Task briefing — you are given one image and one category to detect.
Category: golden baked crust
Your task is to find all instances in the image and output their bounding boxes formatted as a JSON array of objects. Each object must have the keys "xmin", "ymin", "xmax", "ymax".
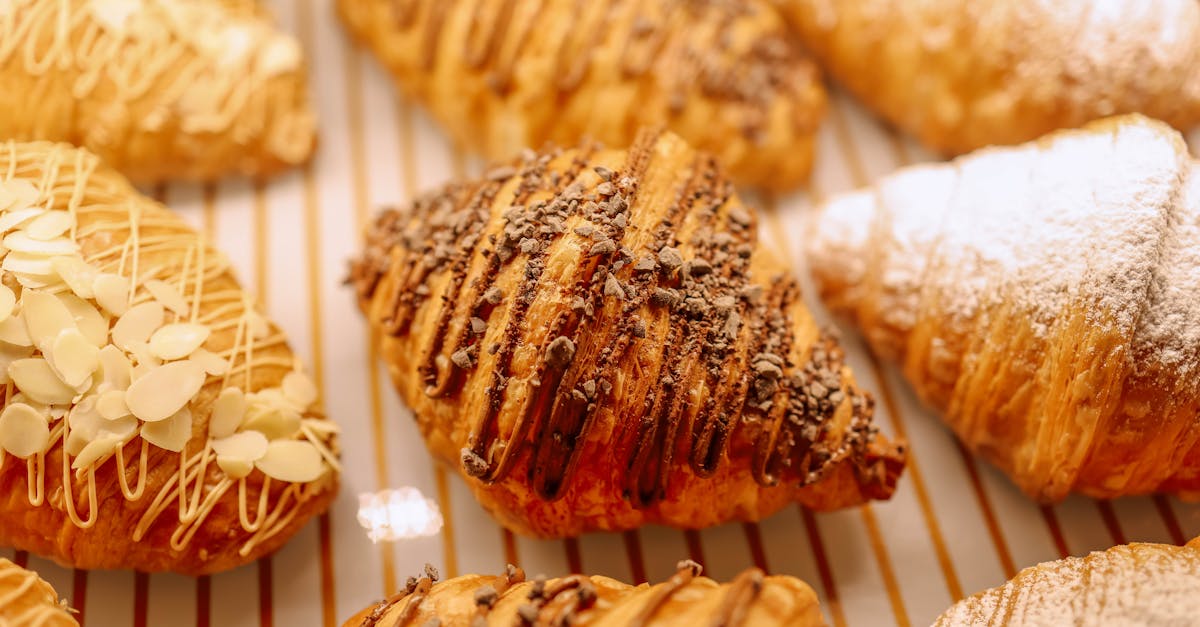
[
  {"xmin": 0, "ymin": 559, "xmax": 77, "ymax": 627},
  {"xmin": 807, "ymin": 115, "xmax": 1200, "ymax": 501},
  {"xmin": 775, "ymin": 0, "xmax": 1200, "ymax": 154},
  {"xmin": 0, "ymin": 141, "xmax": 339, "ymax": 574},
  {"xmin": 337, "ymin": 0, "xmax": 825, "ymax": 191},
  {"xmin": 350, "ymin": 130, "xmax": 903, "ymax": 538},
  {"xmin": 934, "ymin": 539, "xmax": 1200, "ymax": 626},
  {"xmin": 0, "ymin": 0, "xmax": 316, "ymax": 182},
  {"xmin": 344, "ymin": 562, "xmax": 825, "ymax": 626}
]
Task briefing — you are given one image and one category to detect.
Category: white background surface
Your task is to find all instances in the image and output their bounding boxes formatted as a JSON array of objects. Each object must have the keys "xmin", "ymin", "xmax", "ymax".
[{"xmin": 7, "ymin": 1, "xmax": 1200, "ymax": 625}]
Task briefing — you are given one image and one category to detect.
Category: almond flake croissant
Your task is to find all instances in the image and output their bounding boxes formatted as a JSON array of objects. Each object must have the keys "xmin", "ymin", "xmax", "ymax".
[
  {"xmin": 0, "ymin": 559, "xmax": 77, "ymax": 627},
  {"xmin": 807, "ymin": 115, "xmax": 1200, "ymax": 502},
  {"xmin": 344, "ymin": 562, "xmax": 824, "ymax": 627},
  {"xmin": 350, "ymin": 130, "xmax": 904, "ymax": 538},
  {"xmin": 336, "ymin": 0, "xmax": 825, "ymax": 191},
  {"xmin": 935, "ymin": 537, "xmax": 1200, "ymax": 626},
  {"xmin": 0, "ymin": 141, "xmax": 340, "ymax": 574},
  {"xmin": 774, "ymin": 0, "xmax": 1200, "ymax": 154},
  {"xmin": 0, "ymin": 0, "xmax": 316, "ymax": 182}
]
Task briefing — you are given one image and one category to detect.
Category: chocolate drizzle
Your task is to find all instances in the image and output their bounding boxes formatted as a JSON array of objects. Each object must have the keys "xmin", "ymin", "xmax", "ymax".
[{"xmin": 350, "ymin": 130, "xmax": 900, "ymax": 510}]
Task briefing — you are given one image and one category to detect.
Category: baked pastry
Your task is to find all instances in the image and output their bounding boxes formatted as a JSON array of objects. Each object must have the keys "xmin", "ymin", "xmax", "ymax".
[
  {"xmin": 0, "ymin": 0, "xmax": 316, "ymax": 182},
  {"xmin": 336, "ymin": 0, "xmax": 825, "ymax": 191},
  {"xmin": 934, "ymin": 537, "xmax": 1200, "ymax": 625},
  {"xmin": 807, "ymin": 115, "xmax": 1200, "ymax": 501},
  {"xmin": 774, "ymin": 0, "xmax": 1200, "ymax": 154},
  {"xmin": 350, "ymin": 129, "xmax": 904, "ymax": 538},
  {"xmin": 344, "ymin": 561, "xmax": 824, "ymax": 626},
  {"xmin": 0, "ymin": 141, "xmax": 340, "ymax": 574},
  {"xmin": 0, "ymin": 559, "xmax": 77, "ymax": 627}
]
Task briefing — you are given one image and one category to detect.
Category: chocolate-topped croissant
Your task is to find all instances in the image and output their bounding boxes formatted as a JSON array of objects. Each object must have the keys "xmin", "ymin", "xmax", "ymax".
[
  {"xmin": 336, "ymin": 0, "xmax": 825, "ymax": 191},
  {"xmin": 344, "ymin": 562, "xmax": 824, "ymax": 626},
  {"xmin": 350, "ymin": 130, "xmax": 904, "ymax": 537}
]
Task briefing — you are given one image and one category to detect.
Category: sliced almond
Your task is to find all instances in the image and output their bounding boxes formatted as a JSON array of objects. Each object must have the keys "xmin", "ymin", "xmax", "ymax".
[
  {"xmin": 0, "ymin": 342, "xmax": 34, "ymax": 384},
  {"xmin": 111, "ymin": 301, "xmax": 164, "ymax": 351},
  {"xmin": 211, "ymin": 430, "xmax": 268, "ymax": 461},
  {"xmin": 0, "ymin": 207, "xmax": 44, "ymax": 233},
  {"xmin": 24, "ymin": 211, "xmax": 73, "ymax": 240},
  {"xmin": 149, "ymin": 323, "xmax": 209, "ymax": 361},
  {"xmin": 217, "ymin": 457, "xmax": 254, "ymax": 480},
  {"xmin": 208, "ymin": 387, "xmax": 246, "ymax": 439},
  {"xmin": 0, "ymin": 284, "xmax": 15, "ymax": 322},
  {"xmin": 48, "ymin": 328, "xmax": 100, "ymax": 388},
  {"xmin": 100, "ymin": 415, "xmax": 138, "ymax": 440},
  {"xmin": 21, "ymin": 290, "xmax": 76, "ymax": 352},
  {"xmin": 64, "ymin": 398, "xmax": 105, "ymax": 456},
  {"xmin": 51, "ymin": 256, "xmax": 98, "ymax": 299},
  {"xmin": 0, "ymin": 403, "xmax": 49, "ymax": 458},
  {"xmin": 2, "ymin": 232, "xmax": 76, "ymax": 256},
  {"xmin": 3, "ymin": 252, "xmax": 56, "ymax": 278},
  {"xmin": 2, "ymin": 179, "xmax": 40, "ymax": 211},
  {"xmin": 248, "ymin": 312, "xmax": 270, "ymax": 339},
  {"xmin": 140, "ymin": 406, "xmax": 193, "ymax": 452},
  {"xmin": 71, "ymin": 433, "xmax": 123, "ymax": 470},
  {"xmin": 96, "ymin": 390, "xmax": 130, "ymax": 421},
  {"xmin": 124, "ymin": 360, "xmax": 205, "ymax": 422},
  {"xmin": 0, "ymin": 314, "xmax": 31, "ymax": 346},
  {"xmin": 145, "ymin": 279, "xmax": 188, "ymax": 317},
  {"xmin": 97, "ymin": 345, "xmax": 132, "ymax": 391},
  {"xmin": 10, "ymin": 357, "xmax": 77, "ymax": 404},
  {"xmin": 56, "ymin": 293, "xmax": 107, "ymax": 347},
  {"xmin": 189, "ymin": 348, "xmax": 229, "ymax": 375},
  {"xmin": 281, "ymin": 371, "xmax": 318, "ymax": 409},
  {"xmin": 92, "ymin": 273, "xmax": 131, "ymax": 316},
  {"xmin": 255, "ymin": 440, "xmax": 324, "ymax": 483},
  {"xmin": 300, "ymin": 418, "xmax": 339, "ymax": 436},
  {"xmin": 13, "ymin": 271, "xmax": 60, "ymax": 290},
  {"xmin": 242, "ymin": 406, "xmax": 301, "ymax": 441}
]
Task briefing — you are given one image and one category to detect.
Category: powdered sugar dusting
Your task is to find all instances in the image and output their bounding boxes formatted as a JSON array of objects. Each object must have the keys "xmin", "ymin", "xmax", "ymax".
[{"xmin": 934, "ymin": 542, "xmax": 1200, "ymax": 626}]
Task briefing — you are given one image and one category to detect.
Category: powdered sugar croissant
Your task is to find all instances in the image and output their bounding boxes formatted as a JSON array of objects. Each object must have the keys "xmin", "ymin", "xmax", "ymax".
[
  {"xmin": 0, "ymin": 559, "xmax": 77, "ymax": 627},
  {"xmin": 0, "ymin": 0, "xmax": 316, "ymax": 182},
  {"xmin": 935, "ymin": 537, "xmax": 1200, "ymax": 626},
  {"xmin": 775, "ymin": 0, "xmax": 1200, "ymax": 154},
  {"xmin": 807, "ymin": 115, "xmax": 1200, "ymax": 501},
  {"xmin": 337, "ymin": 0, "xmax": 825, "ymax": 191},
  {"xmin": 0, "ymin": 141, "xmax": 340, "ymax": 574},
  {"xmin": 350, "ymin": 130, "xmax": 904, "ymax": 538},
  {"xmin": 344, "ymin": 562, "xmax": 824, "ymax": 626}
]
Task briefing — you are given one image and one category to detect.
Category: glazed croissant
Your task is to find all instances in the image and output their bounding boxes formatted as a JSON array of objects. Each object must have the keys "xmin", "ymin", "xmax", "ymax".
[
  {"xmin": 0, "ymin": 141, "xmax": 340, "ymax": 574},
  {"xmin": 935, "ymin": 537, "xmax": 1200, "ymax": 626},
  {"xmin": 336, "ymin": 0, "xmax": 825, "ymax": 191},
  {"xmin": 774, "ymin": 0, "xmax": 1200, "ymax": 155},
  {"xmin": 350, "ymin": 130, "xmax": 904, "ymax": 538},
  {"xmin": 0, "ymin": 0, "xmax": 316, "ymax": 182},
  {"xmin": 344, "ymin": 562, "xmax": 824, "ymax": 626},
  {"xmin": 807, "ymin": 115, "xmax": 1200, "ymax": 502},
  {"xmin": 0, "ymin": 559, "xmax": 77, "ymax": 627}
]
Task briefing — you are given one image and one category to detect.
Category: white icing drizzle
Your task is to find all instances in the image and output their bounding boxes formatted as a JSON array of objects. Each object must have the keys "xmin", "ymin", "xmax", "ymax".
[
  {"xmin": 0, "ymin": 140, "xmax": 339, "ymax": 556},
  {"xmin": 0, "ymin": 558, "xmax": 76, "ymax": 626}
]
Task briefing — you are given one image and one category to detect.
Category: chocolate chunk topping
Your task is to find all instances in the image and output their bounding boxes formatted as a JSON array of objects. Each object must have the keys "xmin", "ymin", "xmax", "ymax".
[
  {"xmin": 545, "ymin": 336, "xmax": 576, "ymax": 369},
  {"xmin": 483, "ymin": 286, "xmax": 504, "ymax": 304},
  {"xmin": 657, "ymin": 246, "xmax": 683, "ymax": 271},
  {"xmin": 588, "ymin": 239, "xmax": 617, "ymax": 256},
  {"xmin": 461, "ymin": 448, "xmax": 489, "ymax": 477},
  {"xmin": 474, "ymin": 584, "xmax": 499, "ymax": 607},
  {"xmin": 593, "ymin": 166, "xmax": 614, "ymax": 181}
]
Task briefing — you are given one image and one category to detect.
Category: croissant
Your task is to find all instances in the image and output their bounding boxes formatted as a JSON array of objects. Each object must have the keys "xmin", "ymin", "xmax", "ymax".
[
  {"xmin": 0, "ymin": 141, "xmax": 340, "ymax": 574},
  {"xmin": 0, "ymin": 0, "xmax": 316, "ymax": 182},
  {"xmin": 343, "ymin": 561, "xmax": 824, "ymax": 626},
  {"xmin": 807, "ymin": 115, "xmax": 1200, "ymax": 502},
  {"xmin": 350, "ymin": 129, "xmax": 904, "ymax": 538},
  {"xmin": 0, "ymin": 559, "xmax": 77, "ymax": 627},
  {"xmin": 336, "ymin": 0, "xmax": 825, "ymax": 191},
  {"xmin": 774, "ymin": 0, "xmax": 1200, "ymax": 155},
  {"xmin": 935, "ymin": 537, "xmax": 1200, "ymax": 626}
]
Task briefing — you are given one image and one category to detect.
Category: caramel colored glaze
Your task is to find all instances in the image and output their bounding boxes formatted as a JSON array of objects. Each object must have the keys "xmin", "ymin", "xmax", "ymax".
[
  {"xmin": 0, "ymin": 0, "xmax": 316, "ymax": 182},
  {"xmin": 775, "ymin": 0, "xmax": 1200, "ymax": 155},
  {"xmin": 350, "ymin": 130, "xmax": 903, "ymax": 538},
  {"xmin": 0, "ymin": 142, "xmax": 339, "ymax": 574},
  {"xmin": 337, "ymin": 0, "xmax": 825, "ymax": 191},
  {"xmin": 0, "ymin": 559, "xmax": 78, "ymax": 627},
  {"xmin": 343, "ymin": 562, "xmax": 826, "ymax": 626}
]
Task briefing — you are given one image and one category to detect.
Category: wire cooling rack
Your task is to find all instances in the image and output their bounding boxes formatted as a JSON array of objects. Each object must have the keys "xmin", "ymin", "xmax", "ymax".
[{"xmin": 6, "ymin": 1, "xmax": 1200, "ymax": 625}]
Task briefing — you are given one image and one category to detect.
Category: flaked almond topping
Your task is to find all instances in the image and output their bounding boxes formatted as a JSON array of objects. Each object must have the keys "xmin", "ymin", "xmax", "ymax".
[
  {"xmin": 3, "ymin": 253, "xmax": 55, "ymax": 279},
  {"xmin": 97, "ymin": 390, "xmax": 130, "ymax": 420},
  {"xmin": 10, "ymin": 357, "xmax": 77, "ymax": 404},
  {"xmin": 140, "ymin": 407, "xmax": 193, "ymax": 452},
  {"xmin": 0, "ymin": 343, "xmax": 33, "ymax": 384},
  {"xmin": 92, "ymin": 273, "xmax": 131, "ymax": 316},
  {"xmin": 97, "ymin": 345, "xmax": 132, "ymax": 391},
  {"xmin": 124, "ymin": 360, "xmax": 206, "ymax": 422},
  {"xmin": 217, "ymin": 456, "xmax": 254, "ymax": 479},
  {"xmin": 51, "ymin": 256, "xmax": 98, "ymax": 299},
  {"xmin": 2, "ymin": 232, "xmax": 75, "ymax": 256},
  {"xmin": 111, "ymin": 301, "xmax": 164, "ymax": 351},
  {"xmin": 281, "ymin": 371, "xmax": 318, "ymax": 408},
  {"xmin": 0, "ymin": 315, "xmax": 31, "ymax": 346},
  {"xmin": 0, "ymin": 403, "xmax": 49, "ymax": 458},
  {"xmin": 71, "ymin": 433, "xmax": 124, "ymax": 470},
  {"xmin": 64, "ymin": 400, "xmax": 105, "ymax": 455},
  {"xmin": 148, "ymin": 323, "xmax": 210, "ymax": 361},
  {"xmin": 58, "ymin": 293, "xmax": 108, "ymax": 347},
  {"xmin": 145, "ymin": 279, "xmax": 189, "ymax": 316},
  {"xmin": 211, "ymin": 430, "xmax": 269, "ymax": 475},
  {"xmin": 189, "ymin": 348, "xmax": 229, "ymax": 375},
  {"xmin": 48, "ymin": 328, "xmax": 100, "ymax": 388},
  {"xmin": 0, "ymin": 285, "xmax": 13, "ymax": 322},
  {"xmin": 0, "ymin": 207, "xmax": 43, "ymax": 233},
  {"xmin": 248, "ymin": 312, "xmax": 270, "ymax": 339},
  {"xmin": 22, "ymin": 290, "xmax": 77, "ymax": 352},
  {"xmin": 208, "ymin": 387, "xmax": 246, "ymax": 439},
  {"xmin": 242, "ymin": 406, "xmax": 301, "ymax": 440},
  {"xmin": 24, "ymin": 211, "xmax": 72, "ymax": 240},
  {"xmin": 256, "ymin": 439, "xmax": 324, "ymax": 483}
]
